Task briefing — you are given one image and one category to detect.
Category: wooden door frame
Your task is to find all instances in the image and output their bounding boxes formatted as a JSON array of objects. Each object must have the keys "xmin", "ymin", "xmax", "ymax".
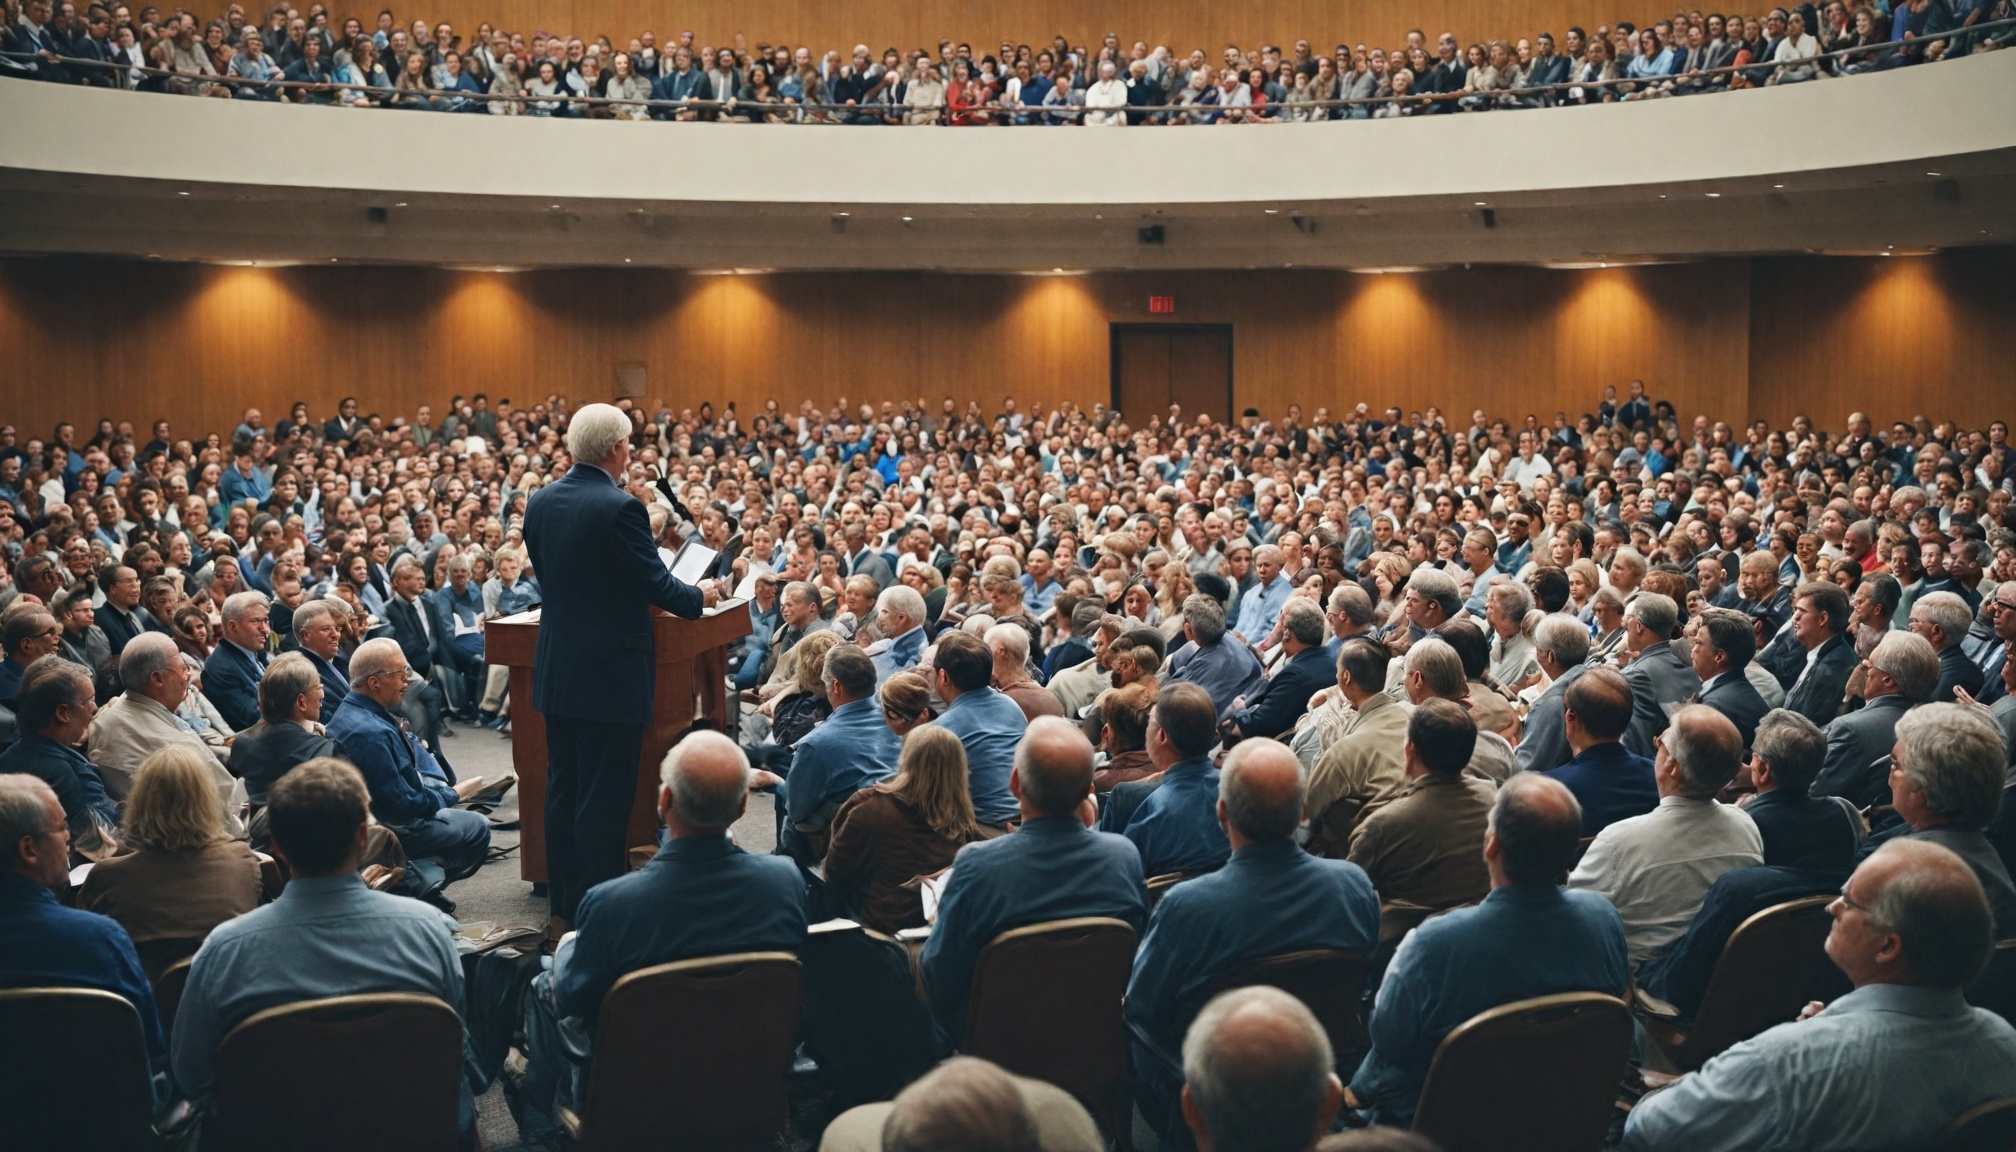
[{"xmin": 1108, "ymin": 323, "xmax": 1234, "ymax": 424}]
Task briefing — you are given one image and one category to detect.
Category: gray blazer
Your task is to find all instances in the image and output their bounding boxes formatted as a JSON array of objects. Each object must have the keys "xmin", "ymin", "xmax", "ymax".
[
  {"xmin": 1623, "ymin": 642, "xmax": 1703, "ymax": 760},
  {"xmin": 1515, "ymin": 663, "xmax": 1586, "ymax": 775},
  {"xmin": 1817, "ymin": 693, "xmax": 1912, "ymax": 806}
]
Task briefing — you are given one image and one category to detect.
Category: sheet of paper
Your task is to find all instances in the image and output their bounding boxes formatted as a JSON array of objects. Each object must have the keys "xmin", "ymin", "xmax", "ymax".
[
  {"xmin": 669, "ymin": 539, "xmax": 719, "ymax": 585},
  {"xmin": 921, "ymin": 868, "xmax": 953, "ymax": 924}
]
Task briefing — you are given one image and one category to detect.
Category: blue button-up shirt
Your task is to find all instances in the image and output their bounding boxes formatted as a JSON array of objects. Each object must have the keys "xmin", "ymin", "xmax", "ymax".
[
  {"xmin": 1233, "ymin": 574, "xmax": 1291, "ymax": 642},
  {"xmin": 937, "ymin": 686, "xmax": 1029, "ymax": 825},
  {"xmin": 1112, "ymin": 756, "xmax": 1230, "ymax": 877},
  {"xmin": 869, "ymin": 624, "xmax": 926, "ymax": 686},
  {"xmin": 783, "ymin": 698, "xmax": 901, "ymax": 825},
  {"xmin": 1018, "ymin": 574, "xmax": 1063, "ymax": 616},
  {"xmin": 0, "ymin": 731, "xmax": 120, "ymax": 837},
  {"xmin": 0, "ymin": 873, "xmax": 165, "ymax": 1068},
  {"xmin": 1126, "ymin": 840, "xmax": 1378, "ymax": 1047},
  {"xmin": 171, "ymin": 873, "xmax": 476, "ymax": 1129},
  {"xmin": 1165, "ymin": 639, "xmax": 1265, "ymax": 720},
  {"xmin": 1351, "ymin": 884, "xmax": 1629, "ymax": 1123},
  {"xmin": 1622, "ymin": 983, "xmax": 2016, "ymax": 1151},
  {"xmin": 921, "ymin": 816, "xmax": 1147, "ymax": 1030},
  {"xmin": 326, "ymin": 691, "xmax": 458, "ymax": 827}
]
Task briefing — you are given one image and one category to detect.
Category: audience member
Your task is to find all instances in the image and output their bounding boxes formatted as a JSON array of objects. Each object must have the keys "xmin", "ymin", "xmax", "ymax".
[
  {"xmin": 1348, "ymin": 774, "xmax": 1628, "ymax": 1124},
  {"xmin": 77, "ymin": 745, "xmax": 267, "ymax": 979},
  {"xmin": 0, "ymin": 605, "xmax": 62, "ymax": 706},
  {"xmin": 1624, "ymin": 840, "xmax": 2016, "ymax": 1150},
  {"xmin": 1817, "ymin": 629, "xmax": 1939, "ymax": 805},
  {"xmin": 200, "ymin": 589, "xmax": 271, "ymax": 731},
  {"xmin": 1224, "ymin": 599, "xmax": 1334, "ymax": 741},
  {"xmin": 512, "ymin": 730, "xmax": 807, "ymax": 1138},
  {"xmin": 1184, "ymin": 987, "xmax": 1345, "ymax": 1152},
  {"xmin": 1569, "ymin": 704, "xmax": 1761, "ymax": 966},
  {"xmin": 1127, "ymin": 737, "xmax": 1377, "ymax": 1138},
  {"xmin": 1543, "ymin": 665, "xmax": 1658, "ymax": 834},
  {"xmin": 820, "ymin": 1055, "xmax": 1102, "ymax": 1152},
  {"xmin": 88, "ymin": 633, "xmax": 242, "ymax": 835},
  {"xmin": 771, "ymin": 642, "xmax": 901, "ymax": 866},
  {"xmin": 1620, "ymin": 592, "xmax": 1701, "ymax": 759},
  {"xmin": 229, "ymin": 651, "xmax": 341, "ymax": 842},
  {"xmin": 1350, "ymin": 696, "xmax": 1494, "ymax": 912},
  {"xmin": 1089, "ymin": 682, "xmax": 1156, "ymax": 793},
  {"xmin": 922, "ymin": 716, "xmax": 1147, "ymax": 1030},
  {"xmin": 1876, "ymin": 702, "xmax": 2016, "ymax": 936},
  {"xmin": 1690, "ymin": 606, "xmax": 1769, "ymax": 753},
  {"xmin": 1165, "ymin": 593, "xmax": 1264, "ymax": 719},
  {"xmin": 1513, "ymin": 612, "xmax": 1591, "ymax": 774},
  {"xmin": 988, "ymin": 622, "xmax": 1064, "ymax": 721},
  {"xmin": 1306, "ymin": 638, "xmax": 1408, "ymax": 855},
  {"xmin": 1101, "ymin": 682, "xmax": 1230, "ymax": 877},
  {"xmin": 287, "ymin": 597, "xmax": 352, "ymax": 722},
  {"xmin": 1913, "ymin": 590, "xmax": 1986, "ymax": 704},
  {"xmin": 823, "ymin": 724, "xmax": 982, "ymax": 933},
  {"xmin": 1741, "ymin": 708, "xmax": 1862, "ymax": 874},
  {"xmin": 932, "ymin": 629, "xmax": 1028, "ymax": 829},
  {"xmin": 1774, "ymin": 581, "xmax": 1858, "ymax": 726},
  {"xmin": 0, "ymin": 655, "xmax": 117, "ymax": 842},
  {"xmin": 867, "ymin": 584, "xmax": 929, "ymax": 685}
]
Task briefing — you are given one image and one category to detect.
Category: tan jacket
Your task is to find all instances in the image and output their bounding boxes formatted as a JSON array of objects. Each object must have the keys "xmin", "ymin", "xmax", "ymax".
[
  {"xmin": 1306, "ymin": 691, "xmax": 1410, "ymax": 856},
  {"xmin": 88, "ymin": 691, "xmax": 246, "ymax": 838}
]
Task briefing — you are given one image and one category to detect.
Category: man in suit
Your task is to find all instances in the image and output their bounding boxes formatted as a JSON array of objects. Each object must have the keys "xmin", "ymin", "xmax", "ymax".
[
  {"xmin": 511, "ymin": 730, "xmax": 806, "ymax": 1140},
  {"xmin": 1780, "ymin": 582, "xmax": 1858, "ymax": 727},
  {"xmin": 1742, "ymin": 709, "xmax": 1862, "ymax": 874},
  {"xmin": 1421, "ymin": 30, "xmax": 1467, "ymax": 111},
  {"xmin": 1974, "ymin": 583, "xmax": 2016, "ymax": 706},
  {"xmin": 524, "ymin": 404, "xmax": 719, "ymax": 926},
  {"xmin": 922, "ymin": 716, "xmax": 1148, "ymax": 1032},
  {"xmin": 382, "ymin": 555, "xmax": 450, "ymax": 756},
  {"xmin": 1348, "ymin": 774, "xmax": 1630, "ymax": 1124},
  {"xmin": 1515, "ymin": 614, "xmax": 1590, "ymax": 774},
  {"xmin": 322, "ymin": 396, "xmax": 361, "ymax": 444},
  {"xmin": 1544, "ymin": 666, "xmax": 1658, "ymax": 834},
  {"xmin": 1817, "ymin": 631, "xmax": 1938, "ymax": 807},
  {"xmin": 1102, "ymin": 683, "xmax": 1230, "ymax": 878},
  {"xmin": 1912, "ymin": 591, "xmax": 1985, "ymax": 704},
  {"xmin": 1220, "ymin": 600, "xmax": 1333, "ymax": 743},
  {"xmin": 1124, "ymin": 736, "xmax": 1377, "ymax": 1139},
  {"xmin": 1620, "ymin": 592, "xmax": 1701, "ymax": 759},
  {"xmin": 1, "ymin": 0, "xmax": 75, "ymax": 83},
  {"xmin": 841, "ymin": 523, "xmax": 894, "ymax": 592},
  {"xmin": 200, "ymin": 590, "xmax": 271, "ymax": 732},
  {"xmin": 289, "ymin": 598, "xmax": 352, "ymax": 723},
  {"xmin": 1691, "ymin": 607, "xmax": 1769, "ymax": 753},
  {"xmin": 93, "ymin": 564, "xmax": 152, "ymax": 657}
]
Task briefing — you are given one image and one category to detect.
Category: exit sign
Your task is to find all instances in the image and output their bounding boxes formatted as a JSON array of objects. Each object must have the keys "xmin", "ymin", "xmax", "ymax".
[{"xmin": 1149, "ymin": 296, "xmax": 1175, "ymax": 314}]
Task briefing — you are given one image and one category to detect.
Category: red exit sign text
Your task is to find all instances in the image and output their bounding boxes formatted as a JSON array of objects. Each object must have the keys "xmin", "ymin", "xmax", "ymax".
[{"xmin": 1148, "ymin": 296, "xmax": 1176, "ymax": 314}]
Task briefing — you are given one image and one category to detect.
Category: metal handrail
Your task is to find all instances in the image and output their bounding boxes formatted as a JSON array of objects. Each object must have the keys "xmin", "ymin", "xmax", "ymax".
[{"xmin": 3, "ymin": 17, "xmax": 2008, "ymax": 119}]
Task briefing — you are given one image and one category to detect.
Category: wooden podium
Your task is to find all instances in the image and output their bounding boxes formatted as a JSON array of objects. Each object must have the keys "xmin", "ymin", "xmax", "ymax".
[{"xmin": 486, "ymin": 603, "xmax": 751, "ymax": 884}]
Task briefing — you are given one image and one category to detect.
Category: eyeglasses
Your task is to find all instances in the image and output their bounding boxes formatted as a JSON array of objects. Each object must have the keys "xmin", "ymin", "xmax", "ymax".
[{"xmin": 1835, "ymin": 881, "xmax": 1873, "ymax": 915}]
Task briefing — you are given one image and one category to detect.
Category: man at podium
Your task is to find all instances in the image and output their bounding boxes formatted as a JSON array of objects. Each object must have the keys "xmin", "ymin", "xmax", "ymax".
[{"xmin": 524, "ymin": 403, "xmax": 722, "ymax": 926}]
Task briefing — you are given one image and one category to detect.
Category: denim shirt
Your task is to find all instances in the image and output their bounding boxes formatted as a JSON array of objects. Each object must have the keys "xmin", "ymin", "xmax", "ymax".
[{"xmin": 937, "ymin": 687, "xmax": 1029, "ymax": 824}]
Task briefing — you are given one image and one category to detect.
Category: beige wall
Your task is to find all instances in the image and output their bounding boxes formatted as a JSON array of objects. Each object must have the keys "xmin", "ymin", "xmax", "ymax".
[{"xmin": 1, "ymin": 250, "xmax": 2008, "ymax": 442}]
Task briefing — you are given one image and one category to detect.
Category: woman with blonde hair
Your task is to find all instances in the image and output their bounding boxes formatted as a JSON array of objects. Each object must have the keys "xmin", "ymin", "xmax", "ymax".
[
  {"xmin": 78, "ymin": 746, "xmax": 269, "ymax": 979},
  {"xmin": 822, "ymin": 724, "xmax": 981, "ymax": 933},
  {"xmin": 878, "ymin": 670, "xmax": 933, "ymax": 738}
]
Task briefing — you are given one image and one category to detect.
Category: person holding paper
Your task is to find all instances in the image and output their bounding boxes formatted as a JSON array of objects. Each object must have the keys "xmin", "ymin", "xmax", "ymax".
[{"xmin": 523, "ymin": 403, "xmax": 722, "ymax": 928}]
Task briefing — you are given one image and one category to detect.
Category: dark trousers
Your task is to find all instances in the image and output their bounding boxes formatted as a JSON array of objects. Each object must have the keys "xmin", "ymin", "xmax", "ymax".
[{"xmin": 543, "ymin": 714, "xmax": 644, "ymax": 922}]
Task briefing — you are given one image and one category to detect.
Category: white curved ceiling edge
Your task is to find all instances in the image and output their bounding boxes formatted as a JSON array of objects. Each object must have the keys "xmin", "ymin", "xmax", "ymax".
[{"xmin": 1, "ymin": 50, "xmax": 2012, "ymax": 205}]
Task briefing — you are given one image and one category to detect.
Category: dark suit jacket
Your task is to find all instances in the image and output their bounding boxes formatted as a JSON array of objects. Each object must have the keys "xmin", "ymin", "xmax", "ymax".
[
  {"xmin": 97, "ymin": 603, "xmax": 152, "ymax": 657},
  {"xmin": 1702, "ymin": 670, "xmax": 1770, "ymax": 752},
  {"xmin": 201, "ymin": 641, "xmax": 265, "ymax": 732},
  {"xmin": 1622, "ymin": 642, "xmax": 1701, "ymax": 760},
  {"xmin": 383, "ymin": 595, "xmax": 442, "ymax": 679},
  {"xmin": 1756, "ymin": 626, "xmax": 1806, "ymax": 689},
  {"xmin": 302, "ymin": 649, "xmax": 350, "ymax": 724},
  {"xmin": 1229, "ymin": 645, "xmax": 1334, "ymax": 740},
  {"xmin": 523, "ymin": 463, "xmax": 704, "ymax": 725},
  {"xmin": 1817, "ymin": 693, "xmax": 1912, "ymax": 806},
  {"xmin": 1541, "ymin": 741, "xmax": 1659, "ymax": 835},
  {"xmin": 2, "ymin": 22, "xmax": 73, "ymax": 82},
  {"xmin": 1934, "ymin": 643, "xmax": 1986, "ymax": 704},
  {"xmin": 1783, "ymin": 633, "xmax": 1857, "ymax": 727}
]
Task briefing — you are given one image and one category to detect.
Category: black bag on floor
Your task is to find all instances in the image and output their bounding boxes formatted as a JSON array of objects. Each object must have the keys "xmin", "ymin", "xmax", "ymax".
[{"xmin": 461, "ymin": 937, "xmax": 545, "ymax": 1090}]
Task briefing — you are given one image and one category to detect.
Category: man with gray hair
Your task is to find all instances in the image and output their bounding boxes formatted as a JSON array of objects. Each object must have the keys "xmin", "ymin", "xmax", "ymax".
[
  {"xmin": 1620, "ymin": 591, "xmax": 1701, "ymax": 760},
  {"xmin": 1181, "ymin": 986, "xmax": 1344, "ymax": 1152},
  {"xmin": 1126, "ymin": 736, "xmax": 1377, "ymax": 1141},
  {"xmin": 822, "ymin": 1055, "xmax": 1102, "ymax": 1152},
  {"xmin": 524, "ymin": 401, "xmax": 722, "ymax": 927},
  {"xmin": 1911, "ymin": 589, "xmax": 1985, "ymax": 704},
  {"xmin": 1394, "ymin": 565, "xmax": 1461, "ymax": 646},
  {"xmin": 1570, "ymin": 704, "xmax": 1761, "ymax": 966},
  {"xmin": 88, "ymin": 632, "xmax": 243, "ymax": 835},
  {"xmin": 1166, "ymin": 592, "xmax": 1263, "ymax": 721},
  {"xmin": 1232, "ymin": 544, "xmax": 1291, "ymax": 644},
  {"xmin": 1514, "ymin": 613, "xmax": 1592, "ymax": 774},
  {"xmin": 202, "ymin": 588, "xmax": 273, "ymax": 731},
  {"xmin": 1623, "ymin": 839, "xmax": 2016, "ymax": 1151},
  {"xmin": 923, "ymin": 716, "xmax": 1147, "ymax": 1030},
  {"xmin": 288, "ymin": 596, "xmax": 352, "ymax": 722},
  {"xmin": 510, "ymin": 729, "xmax": 807, "ymax": 1139},
  {"xmin": 1223, "ymin": 598, "xmax": 1333, "ymax": 742},
  {"xmin": 0, "ymin": 773, "xmax": 169, "ymax": 1090},
  {"xmin": 866, "ymin": 583, "xmax": 928, "ymax": 685},
  {"xmin": 1877, "ymin": 702, "xmax": 2016, "ymax": 938},
  {"xmin": 1742, "ymin": 708, "xmax": 1861, "ymax": 875},
  {"xmin": 987, "ymin": 622, "xmax": 1064, "ymax": 721},
  {"xmin": 0, "ymin": 656, "xmax": 117, "ymax": 842},
  {"xmin": 1818, "ymin": 630, "xmax": 1939, "ymax": 806}
]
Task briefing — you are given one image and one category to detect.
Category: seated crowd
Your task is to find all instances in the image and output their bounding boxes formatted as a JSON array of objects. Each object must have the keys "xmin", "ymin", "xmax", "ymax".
[
  {"xmin": 4, "ymin": 382, "xmax": 2016, "ymax": 1149},
  {"xmin": 5, "ymin": 0, "xmax": 2014, "ymax": 118}
]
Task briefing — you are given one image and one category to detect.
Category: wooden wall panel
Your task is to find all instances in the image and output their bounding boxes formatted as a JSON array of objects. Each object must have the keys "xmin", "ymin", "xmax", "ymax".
[
  {"xmin": 1747, "ymin": 248, "xmax": 2016, "ymax": 433},
  {"xmin": 346, "ymin": 0, "xmax": 1671, "ymax": 68},
  {"xmin": 0, "ymin": 253, "xmax": 2002, "ymax": 448}
]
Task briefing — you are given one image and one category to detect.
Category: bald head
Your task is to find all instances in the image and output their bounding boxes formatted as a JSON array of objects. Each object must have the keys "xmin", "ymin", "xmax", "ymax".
[
  {"xmin": 1220, "ymin": 738, "xmax": 1304, "ymax": 844},
  {"xmin": 880, "ymin": 1057, "xmax": 1040, "ymax": 1152},
  {"xmin": 659, "ymin": 729, "xmax": 750, "ymax": 833},
  {"xmin": 1663, "ymin": 704, "xmax": 1745, "ymax": 798},
  {"xmin": 1834, "ymin": 838, "xmax": 1995, "ymax": 989},
  {"xmin": 1011, "ymin": 715, "xmax": 1096, "ymax": 818},
  {"xmin": 1181, "ymin": 986, "xmax": 1341, "ymax": 1152}
]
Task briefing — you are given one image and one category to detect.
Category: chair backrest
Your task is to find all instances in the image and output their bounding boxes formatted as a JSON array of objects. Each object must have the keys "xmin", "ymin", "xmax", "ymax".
[
  {"xmin": 214, "ymin": 993, "xmax": 464, "ymax": 1152},
  {"xmin": 0, "ymin": 987, "xmax": 156, "ymax": 1152},
  {"xmin": 152, "ymin": 955, "xmax": 196, "ymax": 1052},
  {"xmin": 1207, "ymin": 949, "xmax": 1370, "ymax": 1064},
  {"xmin": 579, "ymin": 952, "xmax": 801, "ymax": 1152},
  {"xmin": 1145, "ymin": 871, "xmax": 1193, "ymax": 907},
  {"xmin": 1677, "ymin": 895, "xmax": 1840, "ymax": 1070},
  {"xmin": 1968, "ymin": 940, "xmax": 2016, "ymax": 1027},
  {"xmin": 1413, "ymin": 992, "xmax": 1632, "ymax": 1152},
  {"xmin": 1934, "ymin": 1097, "xmax": 2016, "ymax": 1152},
  {"xmin": 962, "ymin": 917, "xmax": 1137, "ymax": 1138}
]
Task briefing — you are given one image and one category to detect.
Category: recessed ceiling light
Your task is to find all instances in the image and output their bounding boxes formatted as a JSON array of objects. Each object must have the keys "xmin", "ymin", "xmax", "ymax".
[
  {"xmin": 901, "ymin": 216, "xmax": 913, "ymax": 222},
  {"xmin": 1658, "ymin": 194, "xmax": 1668, "ymax": 199},
  {"xmin": 1264, "ymin": 209, "xmax": 1278, "ymax": 215},
  {"xmin": 1474, "ymin": 201, "xmax": 1487, "ymax": 207},
  {"xmin": 1705, "ymin": 192, "xmax": 1721, "ymax": 198},
  {"xmin": 395, "ymin": 202, "xmax": 407, "ymax": 207},
  {"xmin": 1927, "ymin": 171, "xmax": 1942, "ymax": 177},
  {"xmin": 549, "ymin": 204, "xmax": 561, "ymax": 210},
  {"xmin": 624, "ymin": 258, "xmax": 632, "ymax": 263},
  {"xmin": 834, "ymin": 212, "xmax": 849, "ymax": 217},
  {"xmin": 177, "ymin": 191, "xmax": 190, "ymax": 196},
  {"xmin": 328, "ymin": 258, "xmax": 337, "ymax": 262},
  {"xmin": 1772, "ymin": 184, "xmax": 1784, "ymax": 189},
  {"xmin": 1052, "ymin": 267, "xmax": 1065, "ymax": 273}
]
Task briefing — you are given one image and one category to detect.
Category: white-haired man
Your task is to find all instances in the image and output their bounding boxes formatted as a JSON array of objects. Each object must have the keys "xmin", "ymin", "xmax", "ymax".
[
  {"xmin": 87, "ymin": 632, "xmax": 243, "ymax": 836},
  {"xmin": 865, "ymin": 584, "xmax": 927, "ymax": 685}
]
